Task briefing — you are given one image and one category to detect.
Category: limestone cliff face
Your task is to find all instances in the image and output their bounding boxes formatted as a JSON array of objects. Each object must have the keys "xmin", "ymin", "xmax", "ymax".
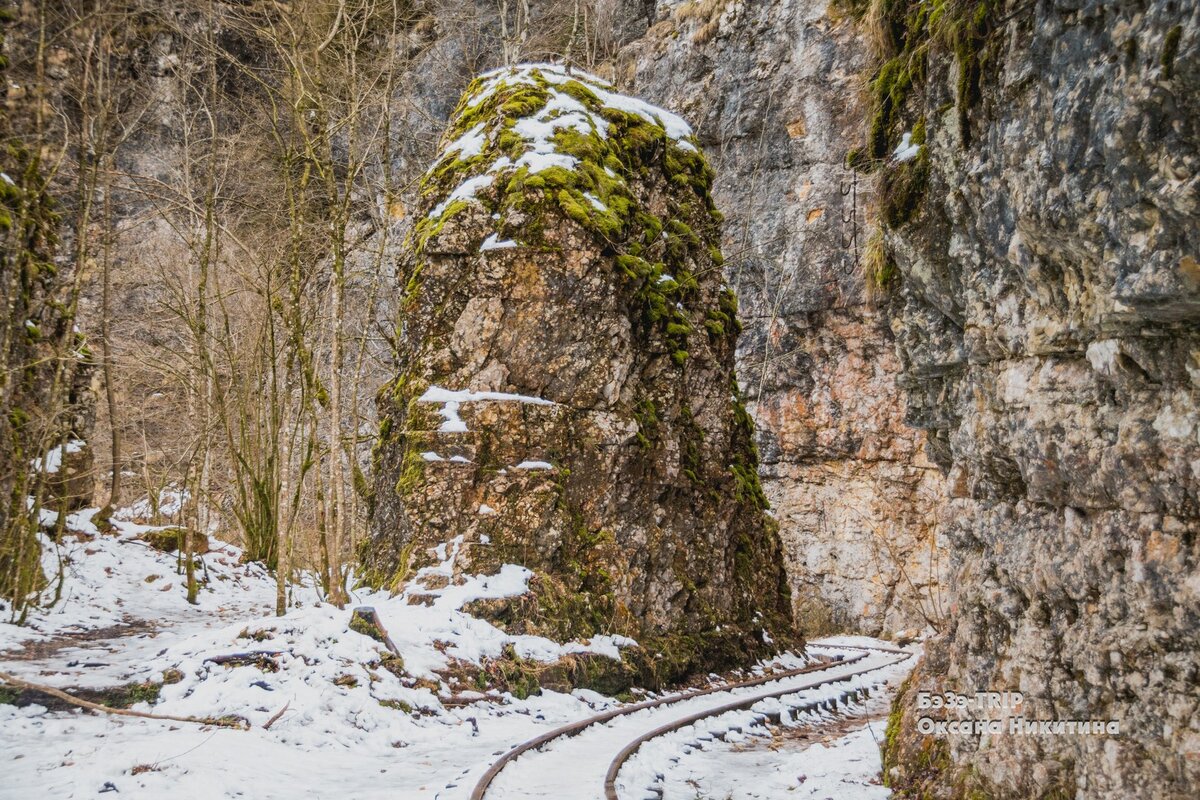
[
  {"xmin": 615, "ymin": 0, "xmax": 947, "ymax": 636},
  {"xmin": 366, "ymin": 64, "xmax": 796, "ymax": 686},
  {"xmin": 874, "ymin": 2, "xmax": 1199, "ymax": 797}
]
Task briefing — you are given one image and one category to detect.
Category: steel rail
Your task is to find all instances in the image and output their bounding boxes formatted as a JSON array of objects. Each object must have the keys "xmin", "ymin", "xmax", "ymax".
[
  {"xmin": 467, "ymin": 652, "xmax": 868, "ymax": 800},
  {"xmin": 602, "ymin": 647, "xmax": 913, "ymax": 800}
]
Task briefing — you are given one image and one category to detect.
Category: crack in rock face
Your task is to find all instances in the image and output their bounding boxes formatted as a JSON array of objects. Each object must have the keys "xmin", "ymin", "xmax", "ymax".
[{"xmin": 364, "ymin": 64, "xmax": 797, "ymax": 691}]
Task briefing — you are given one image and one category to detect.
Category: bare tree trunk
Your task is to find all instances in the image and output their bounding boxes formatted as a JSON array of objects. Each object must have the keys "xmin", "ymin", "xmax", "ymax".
[
  {"xmin": 276, "ymin": 424, "xmax": 290, "ymax": 616},
  {"xmin": 100, "ymin": 187, "xmax": 121, "ymax": 510},
  {"xmin": 326, "ymin": 254, "xmax": 348, "ymax": 606},
  {"xmin": 275, "ymin": 329, "xmax": 292, "ymax": 616}
]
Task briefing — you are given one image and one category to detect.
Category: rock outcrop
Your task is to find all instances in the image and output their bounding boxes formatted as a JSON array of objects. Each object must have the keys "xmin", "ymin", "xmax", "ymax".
[
  {"xmin": 365, "ymin": 64, "xmax": 796, "ymax": 686},
  {"xmin": 872, "ymin": 2, "xmax": 1200, "ymax": 797},
  {"xmin": 616, "ymin": 0, "xmax": 948, "ymax": 636}
]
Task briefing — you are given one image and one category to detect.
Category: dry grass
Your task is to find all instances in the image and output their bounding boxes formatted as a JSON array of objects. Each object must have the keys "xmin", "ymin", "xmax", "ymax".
[
  {"xmin": 674, "ymin": 0, "xmax": 733, "ymax": 44},
  {"xmin": 864, "ymin": 0, "xmax": 897, "ymax": 61}
]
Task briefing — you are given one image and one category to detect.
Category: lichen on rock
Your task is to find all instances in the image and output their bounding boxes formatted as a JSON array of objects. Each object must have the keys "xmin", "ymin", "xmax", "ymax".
[{"xmin": 365, "ymin": 63, "xmax": 796, "ymax": 689}]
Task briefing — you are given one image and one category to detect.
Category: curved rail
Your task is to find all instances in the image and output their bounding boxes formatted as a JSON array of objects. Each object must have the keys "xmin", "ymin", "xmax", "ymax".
[
  {"xmin": 602, "ymin": 646, "xmax": 914, "ymax": 800},
  {"xmin": 467, "ymin": 653, "xmax": 868, "ymax": 800},
  {"xmin": 811, "ymin": 641, "xmax": 912, "ymax": 656}
]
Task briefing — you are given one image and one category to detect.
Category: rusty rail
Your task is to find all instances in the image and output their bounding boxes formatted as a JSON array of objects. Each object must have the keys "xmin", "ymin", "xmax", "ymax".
[
  {"xmin": 468, "ymin": 642, "xmax": 915, "ymax": 800},
  {"xmin": 602, "ymin": 647, "xmax": 913, "ymax": 800},
  {"xmin": 467, "ymin": 653, "xmax": 867, "ymax": 800}
]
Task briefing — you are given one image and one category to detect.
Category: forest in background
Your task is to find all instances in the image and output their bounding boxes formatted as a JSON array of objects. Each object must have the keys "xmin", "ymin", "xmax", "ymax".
[{"xmin": 0, "ymin": 0, "xmax": 635, "ymax": 619}]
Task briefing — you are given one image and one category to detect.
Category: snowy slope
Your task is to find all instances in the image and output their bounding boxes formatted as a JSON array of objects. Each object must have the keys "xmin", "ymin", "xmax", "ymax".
[{"xmin": 0, "ymin": 507, "xmax": 909, "ymax": 799}]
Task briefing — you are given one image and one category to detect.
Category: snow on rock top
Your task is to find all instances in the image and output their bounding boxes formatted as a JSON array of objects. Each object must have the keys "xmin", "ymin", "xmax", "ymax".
[
  {"xmin": 420, "ymin": 62, "xmax": 703, "ymax": 229},
  {"xmin": 470, "ymin": 61, "xmax": 695, "ymax": 143},
  {"xmin": 480, "ymin": 232, "xmax": 518, "ymax": 251},
  {"xmin": 514, "ymin": 460, "xmax": 554, "ymax": 470},
  {"xmin": 417, "ymin": 385, "xmax": 553, "ymax": 405},
  {"xmin": 30, "ymin": 438, "xmax": 86, "ymax": 474},
  {"xmin": 893, "ymin": 131, "xmax": 921, "ymax": 162}
]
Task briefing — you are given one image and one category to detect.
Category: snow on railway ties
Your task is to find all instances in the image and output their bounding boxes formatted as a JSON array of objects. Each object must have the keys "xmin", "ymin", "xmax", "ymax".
[{"xmin": 463, "ymin": 642, "xmax": 917, "ymax": 800}]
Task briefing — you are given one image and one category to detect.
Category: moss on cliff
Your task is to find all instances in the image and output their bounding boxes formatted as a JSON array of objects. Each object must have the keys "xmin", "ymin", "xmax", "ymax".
[
  {"xmin": 847, "ymin": 0, "xmax": 1002, "ymax": 225},
  {"xmin": 1161, "ymin": 24, "xmax": 1182, "ymax": 79}
]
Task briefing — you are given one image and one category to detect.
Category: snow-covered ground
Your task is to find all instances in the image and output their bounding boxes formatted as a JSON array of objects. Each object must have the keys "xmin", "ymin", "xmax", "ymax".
[
  {"xmin": 0, "ymin": 511, "xmax": 914, "ymax": 799},
  {"xmin": 640, "ymin": 645, "xmax": 914, "ymax": 800},
  {"xmin": 658, "ymin": 723, "xmax": 894, "ymax": 799},
  {"xmin": 0, "ymin": 508, "xmax": 293, "ymax": 690}
]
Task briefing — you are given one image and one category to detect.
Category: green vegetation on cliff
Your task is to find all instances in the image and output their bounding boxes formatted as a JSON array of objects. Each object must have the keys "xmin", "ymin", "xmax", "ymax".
[{"xmin": 843, "ymin": 0, "xmax": 1002, "ymax": 226}]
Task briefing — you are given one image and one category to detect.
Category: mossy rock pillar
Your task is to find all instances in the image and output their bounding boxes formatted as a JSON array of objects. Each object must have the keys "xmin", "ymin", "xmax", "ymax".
[{"xmin": 366, "ymin": 64, "xmax": 797, "ymax": 684}]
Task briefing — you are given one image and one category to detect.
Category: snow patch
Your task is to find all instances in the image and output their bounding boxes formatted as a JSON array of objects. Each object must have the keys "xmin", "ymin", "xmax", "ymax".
[
  {"xmin": 514, "ymin": 460, "xmax": 554, "ymax": 470},
  {"xmin": 1153, "ymin": 395, "xmax": 1196, "ymax": 439},
  {"xmin": 425, "ymin": 63, "xmax": 701, "ymax": 226},
  {"xmin": 117, "ymin": 487, "xmax": 190, "ymax": 522},
  {"xmin": 1086, "ymin": 339, "xmax": 1119, "ymax": 373},
  {"xmin": 30, "ymin": 439, "xmax": 86, "ymax": 474},
  {"xmin": 418, "ymin": 385, "xmax": 554, "ymax": 434},
  {"xmin": 893, "ymin": 131, "xmax": 921, "ymax": 162},
  {"xmin": 444, "ymin": 122, "xmax": 487, "ymax": 160},
  {"xmin": 428, "ymin": 166, "xmax": 509, "ymax": 221},
  {"xmin": 480, "ymin": 233, "xmax": 518, "ymax": 251}
]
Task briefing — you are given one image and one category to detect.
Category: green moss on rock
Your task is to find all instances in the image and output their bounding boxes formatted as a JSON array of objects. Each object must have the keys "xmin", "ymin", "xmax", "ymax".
[
  {"xmin": 852, "ymin": 0, "xmax": 1001, "ymax": 224},
  {"xmin": 406, "ymin": 65, "xmax": 717, "ymax": 367},
  {"xmin": 365, "ymin": 64, "xmax": 798, "ymax": 688},
  {"xmin": 1161, "ymin": 25, "xmax": 1183, "ymax": 79}
]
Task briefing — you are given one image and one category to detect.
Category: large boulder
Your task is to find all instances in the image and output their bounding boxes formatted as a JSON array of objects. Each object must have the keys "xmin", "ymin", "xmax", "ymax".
[
  {"xmin": 39, "ymin": 437, "xmax": 95, "ymax": 514},
  {"xmin": 365, "ymin": 64, "xmax": 797, "ymax": 686}
]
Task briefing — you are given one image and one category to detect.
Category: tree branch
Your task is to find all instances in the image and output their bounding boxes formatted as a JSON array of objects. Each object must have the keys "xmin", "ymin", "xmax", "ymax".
[{"xmin": 0, "ymin": 671, "xmax": 248, "ymax": 729}]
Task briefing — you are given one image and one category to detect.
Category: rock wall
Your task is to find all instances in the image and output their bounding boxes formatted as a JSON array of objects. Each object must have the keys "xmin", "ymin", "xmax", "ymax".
[
  {"xmin": 876, "ymin": 1, "xmax": 1200, "ymax": 797},
  {"xmin": 616, "ymin": 0, "xmax": 947, "ymax": 636},
  {"xmin": 365, "ymin": 64, "xmax": 796, "ymax": 687}
]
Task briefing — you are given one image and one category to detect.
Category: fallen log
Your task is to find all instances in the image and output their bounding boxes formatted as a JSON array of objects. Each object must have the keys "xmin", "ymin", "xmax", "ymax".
[
  {"xmin": 204, "ymin": 650, "xmax": 286, "ymax": 669},
  {"xmin": 0, "ymin": 670, "xmax": 247, "ymax": 729}
]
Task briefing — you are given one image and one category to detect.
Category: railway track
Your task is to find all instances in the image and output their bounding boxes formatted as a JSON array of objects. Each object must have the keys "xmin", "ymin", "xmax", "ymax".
[{"xmin": 449, "ymin": 639, "xmax": 915, "ymax": 800}]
